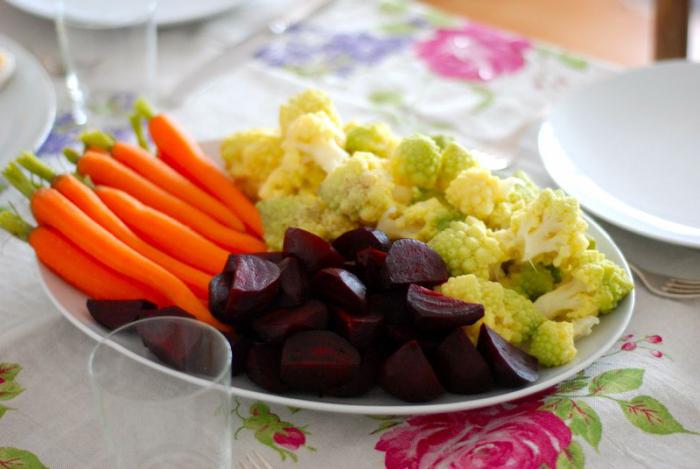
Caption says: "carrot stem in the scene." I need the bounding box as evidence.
[2,163,37,198]
[0,207,32,241]
[63,148,81,164]
[79,130,115,151]
[16,152,56,182]
[130,113,150,152]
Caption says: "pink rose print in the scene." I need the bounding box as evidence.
[273,427,306,451]
[645,335,662,344]
[375,391,571,469]
[621,342,637,351]
[622,333,634,340]
[415,23,531,81]
[650,350,664,358]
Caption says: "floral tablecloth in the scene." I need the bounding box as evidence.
[1,1,700,468]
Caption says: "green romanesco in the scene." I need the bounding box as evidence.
[279,89,341,135]
[528,320,577,367]
[533,249,633,321]
[318,152,395,224]
[377,197,462,242]
[445,166,502,221]
[503,188,590,268]
[428,218,505,279]
[435,141,478,191]
[220,129,284,199]
[499,262,560,301]
[344,122,399,158]
[389,134,442,189]
[439,274,545,347]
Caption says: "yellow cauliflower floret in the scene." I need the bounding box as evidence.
[221,129,284,199]
[445,167,503,221]
[529,320,577,367]
[258,148,327,200]
[377,197,462,242]
[279,89,341,135]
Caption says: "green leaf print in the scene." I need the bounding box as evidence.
[541,397,573,420]
[556,441,585,469]
[0,363,21,382]
[557,377,588,393]
[0,404,8,420]
[0,381,24,401]
[589,368,643,395]
[619,396,698,435]
[568,400,602,451]
[0,447,48,469]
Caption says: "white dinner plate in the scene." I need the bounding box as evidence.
[5,0,246,27]
[0,34,55,164]
[36,140,636,414]
[539,60,700,249]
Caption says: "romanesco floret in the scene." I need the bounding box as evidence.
[439,274,545,347]
[487,171,540,229]
[221,129,284,199]
[499,262,560,301]
[377,197,462,241]
[435,141,478,191]
[389,134,442,189]
[318,152,395,224]
[504,188,589,268]
[528,320,577,367]
[282,112,348,174]
[533,249,633,321]
[428,218,505,279]
[344,122,399,158]
[445,167,502,220]
[431,134,455,150]
[279,89,341,135]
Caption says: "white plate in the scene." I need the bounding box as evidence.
[37,154,635,414]
[0,34,55,164]
[5,0,246,27]
[539,60,700,249]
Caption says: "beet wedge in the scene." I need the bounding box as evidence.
[434,328,494,394]
[380,340,444,402]
[477,325,539,387]
[407,284,484,332]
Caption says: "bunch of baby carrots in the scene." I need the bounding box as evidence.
[0,101,266,332]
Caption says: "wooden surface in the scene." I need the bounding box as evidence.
[654,0,690,58]
[422,0,655,65]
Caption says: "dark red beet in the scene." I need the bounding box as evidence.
[276,257,310,308]
[283,227,344,272]
[224,252,287,272]
[355,248,388,291]
[252,300,328,344]
[332,227,390,260]
[139,320,208,372]
[333,307,384,349]
[87,299,156,330]
[208,273,232,319]
[223,331,253,376]
[280,330,360,392]
[382,239,449,287]
[312,268,367,314]
[224,255,280,323]
[386,324,417,348]
[368,291,410,325]
[434,328,494,394]
[407,284,484,332]
[326,348,381,397]
[477,325,539,387]
[141,306,195,320]
[380,340,444,402]
[244,344,287,393]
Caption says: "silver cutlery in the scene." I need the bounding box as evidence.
[630,263,700,299]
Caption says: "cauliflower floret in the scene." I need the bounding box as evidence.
[377,197,462,242]
[389,134,442,189]
[258,147,327,200]
[435,141,478,191]
[431,134,455,150]
[318,152,395,224]
[499,262,560,301]
[445,167,502,221]
[528,320,577,367]
[487,171,540,229]
[503,188,589,268]
[221,129,284,199]
[428,218,505,279]
[344,122,399,158]
[283,112,348,174]
[279,89,341,135]
[534,249,633,321]
[572,316,600,338]
[439,274,545,346]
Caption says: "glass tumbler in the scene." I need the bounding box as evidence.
[55,0,157,125]
[89,317,232,469]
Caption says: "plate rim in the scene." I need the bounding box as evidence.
[37,212,636,415]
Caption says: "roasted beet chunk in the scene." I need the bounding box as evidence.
[477,325,539,387]
[434,328,494,394]
[312,268,367,314]
[208,273,232,319]
[380,340,444,402]
[283,227,344,272]
[280,331,361,392]
[368,291,410,325]
[332,227,390,260]
[224,252,286,272]
[139,320,208,372]
[407,284,484,332]
[141,306,195,320]
[223,255,280,323]
[244,344,287,393]
[326,348,381,397]
[223,331,253,376]
[252,300,329,344]
[276,257,310,308]
[87,299,156,330]
[333,307,384,349]
[382,239,448,287]
[355,248,388,291]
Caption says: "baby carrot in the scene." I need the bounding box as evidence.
[94,186,230,275]
[77,151,266,253]
[30,187,229,331]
